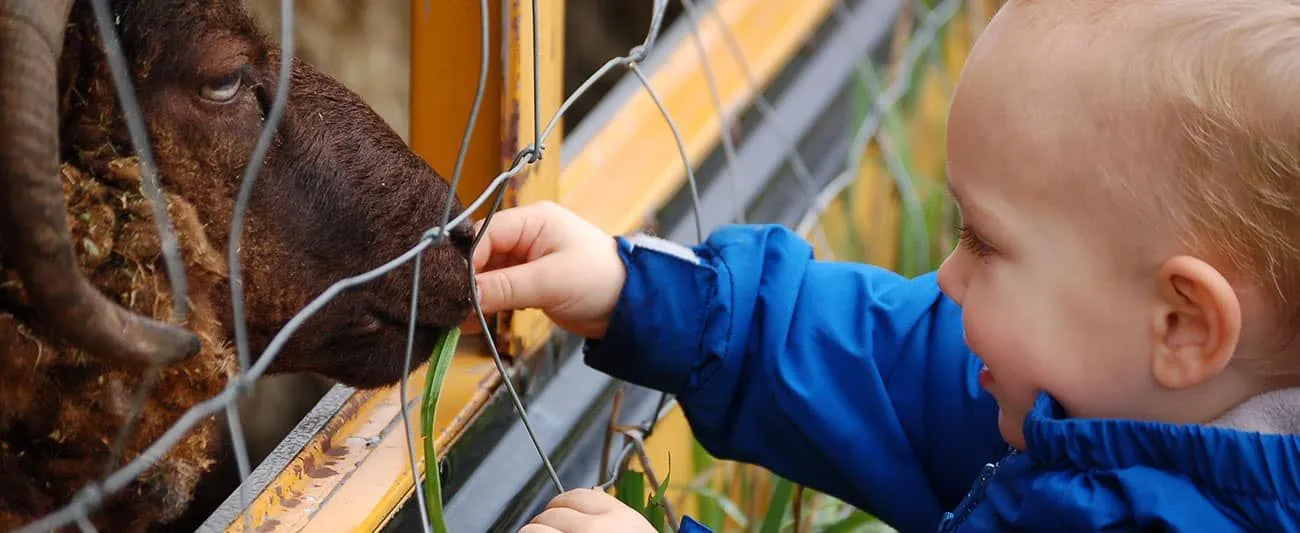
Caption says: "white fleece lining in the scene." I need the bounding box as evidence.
[1209,387,1300,436]
[626,233,702,266]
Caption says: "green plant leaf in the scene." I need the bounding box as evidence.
[690,443,725,529]
[646,454,673,532]
[647,496,666,531]
[420,327,461,533]
[651,454,673,504]
[758,477,795,533]
[617,470,648,516]
[851,58,929,277]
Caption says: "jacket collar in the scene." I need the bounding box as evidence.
[1022,390,1300,504]
[1209,387,1300,435]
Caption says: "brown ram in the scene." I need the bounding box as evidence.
[0,0,478,530]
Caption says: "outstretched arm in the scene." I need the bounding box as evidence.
[582,225,1005,532]
[471,203,1005,532]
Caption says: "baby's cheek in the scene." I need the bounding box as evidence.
[962,308,1020,368]
[966,309,1043,396]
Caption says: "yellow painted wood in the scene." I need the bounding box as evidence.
[498,0,566,359]
[302,350,500,531]
[409,0,502,216]
[558,0,839,236]
[221,343,495,532]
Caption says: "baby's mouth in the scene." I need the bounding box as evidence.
[978,365,996,390]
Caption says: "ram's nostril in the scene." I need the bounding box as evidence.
[447,223,475,257]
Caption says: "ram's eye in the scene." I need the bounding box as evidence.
[200,71,243,103]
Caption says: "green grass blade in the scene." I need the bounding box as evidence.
[647,498,667,531]
[758,477,795,533]
[851,58,929,277]
[651,454,672,504]
[647,505,666,532]
[617,470,648,516]
[690,443,725,529]
[419,327,461,533]
[646,454,672,532]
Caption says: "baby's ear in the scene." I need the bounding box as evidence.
[1150,256,1242,390]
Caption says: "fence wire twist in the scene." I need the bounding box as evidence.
[15,0,967,531]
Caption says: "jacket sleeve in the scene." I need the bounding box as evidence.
[583,224,1007,533]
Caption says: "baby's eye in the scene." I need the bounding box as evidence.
[957,224,995,258]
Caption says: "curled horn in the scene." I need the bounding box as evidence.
[0,0,200,368]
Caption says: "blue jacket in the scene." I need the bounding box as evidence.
[583,224,1300,532]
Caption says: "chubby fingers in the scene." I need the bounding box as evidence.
[472,255,568,316]
[469,202,567,272]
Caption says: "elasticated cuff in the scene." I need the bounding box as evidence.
[582,234,720,396]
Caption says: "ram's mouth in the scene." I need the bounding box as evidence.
[364,307,451,339]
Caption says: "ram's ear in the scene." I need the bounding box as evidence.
[0,0,200,369]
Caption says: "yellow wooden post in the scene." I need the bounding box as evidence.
[410,0,498,211]
[496,0,567,358]
[409,0,565,359]
[559,0,837,234]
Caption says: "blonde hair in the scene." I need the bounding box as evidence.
[1138,1,1300,360]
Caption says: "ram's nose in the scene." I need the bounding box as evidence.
[447,222,475,258]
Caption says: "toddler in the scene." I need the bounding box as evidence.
[476,0,1300,531]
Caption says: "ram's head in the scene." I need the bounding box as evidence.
[0,1,478,529]
[1,0,477,389]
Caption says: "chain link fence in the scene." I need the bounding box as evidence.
[6,0,996,531]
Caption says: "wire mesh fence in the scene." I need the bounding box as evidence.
[6,0,997,531]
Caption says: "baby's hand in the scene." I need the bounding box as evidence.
[467,201,626,339]
[519,488,658,533]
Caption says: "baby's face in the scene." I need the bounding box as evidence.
[935,2,1178,449]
